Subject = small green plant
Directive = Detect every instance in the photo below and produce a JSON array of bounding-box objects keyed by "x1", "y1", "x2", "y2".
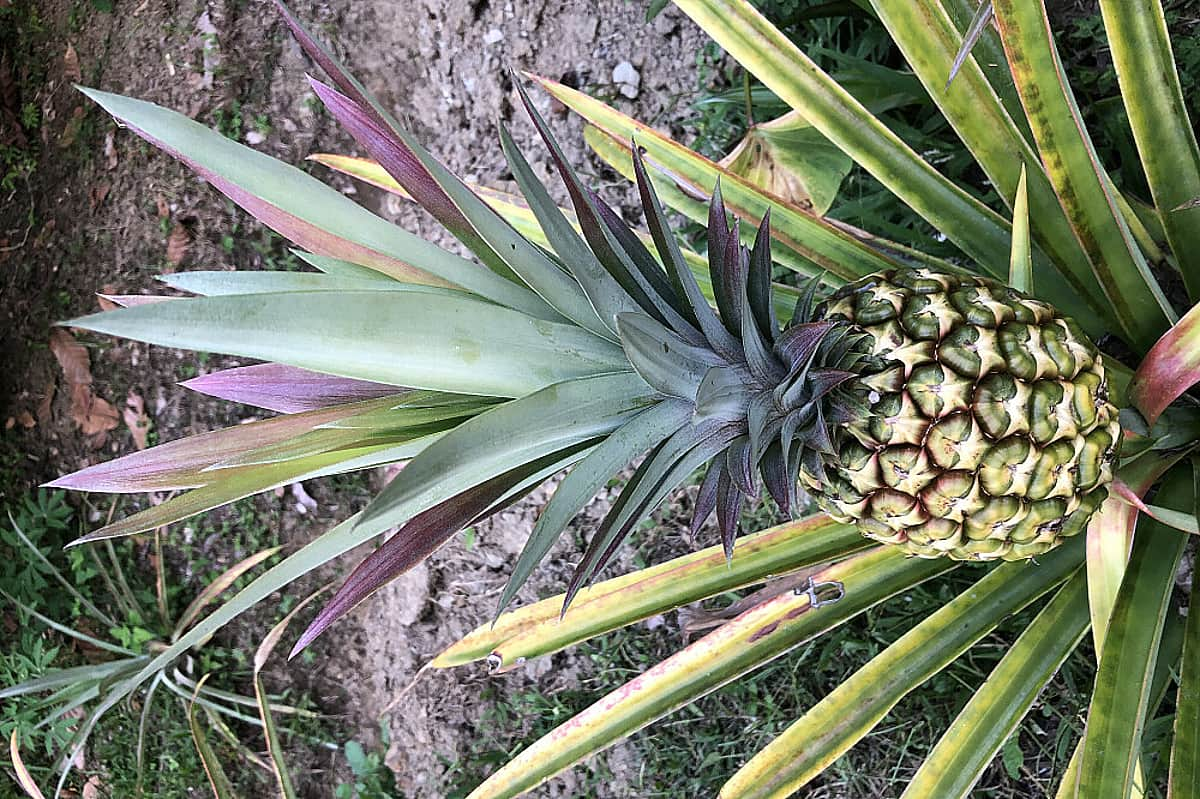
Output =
[
  {"x1": 336, "y1": 723, "x2": 402, "y2": 799},
  {"x1": 0, "y1": 491, "x2": 314, "y2": 797}
]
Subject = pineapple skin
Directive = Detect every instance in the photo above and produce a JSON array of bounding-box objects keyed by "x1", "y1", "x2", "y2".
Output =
[{"x1": 800, "y1": 268, "x2": 1120, "y2": 561}]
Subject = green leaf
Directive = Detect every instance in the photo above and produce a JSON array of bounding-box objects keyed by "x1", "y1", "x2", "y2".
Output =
[
  {"x1": 497, "y1": 120, "x2": 633, "y2": 336},
  {"x1": 903, "y1": 571, "x2": 1090, "y2": 799},
  {"x1": 464, "y1": 547, "x2": 953, "y2": 798},
  {"x1": 533, "y1": 74, "x2": 900, "y2": 281},
  {"x1": 1098, "y1": 0, "x2": 1200, "y2": 301},
  {"x1": 991, "y1": 0, "x2": 1175, "y2": 352},
  {"x1": 496, "y1": 399, "x2": 693, "y2": 615},
  {"x1": 1009, "y1": 164, "x2": 1032, "y2": 293},
  {"x1": 188, "y1": 676, "x2": 240, "y2": 799},
  {"x1": 1078, "y1": 468, "x2": 1191, "y2": 799},
  {"x1": 78, "y1": 89, "x2": 553, "y2": 319},
  {"x1": 668, "y1": 0, "x2": 1018, "y2": 277},
  {"x1": 160, "y1": 271, "x2": 464, "y2": 297},
  {"x1": 721, "y1": 538, "x2": 1084, "y2": 799},
  {"x1": 69, "y1": 437, "x2": 437, "y2": 544},
  {"x1": 871, "y1": 0, "x2": 1107, "y2": 316},
  {"x1": 1170, "y1": 465, "x2": 1200, "y2": 796},
  {"x1": 66, "y1": 291, "x2": 628, "y2": 398},
  {"x1": 438, "y1": 512, "x2": 870, "y2": 668},
  {"x1": 253, "y1": 588, "x2": 327, "y2": 799},
  {"x1": 357, "y1": 373, "x2": 652, "y2": 534}
]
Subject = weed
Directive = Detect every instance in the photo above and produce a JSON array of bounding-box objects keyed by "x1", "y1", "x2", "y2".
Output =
[{"x1": 336, "y1": 722, "x2": 403, "y2": 798}]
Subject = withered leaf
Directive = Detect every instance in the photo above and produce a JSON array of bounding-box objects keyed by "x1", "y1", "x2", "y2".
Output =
[
  {"x1": 49, "y1": 329, "x2": 119, "y2": 437},
  {"x1": 123, "y1": 391, "x2": 151, "y2": 450},
  {"x1": 64, "y1": 43, "x2": 82, "y2": 83},
  {"x1": 165, "y1": 222, "x2": 189, "y2": 268}
]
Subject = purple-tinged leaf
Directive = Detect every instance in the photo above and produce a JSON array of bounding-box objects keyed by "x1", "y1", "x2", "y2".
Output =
[
  {"x1": 690, "y1": 458, "x2": 722, "y2": 538},
  {"x1": 1129, "y1": 299, "x2": 1200, "y2": 426},
  {"x1": 761, "y1": 443, "x2": 793, "y2": 518},
  {"x1": 775, "y1": 321, "x2": 838, "y2": 371},
  {"x1": 631, "y1": 144, "x2": 740, "y2": 362},
  {"x1": 304, "y1": 77, "x2": 520, "y2": 284},
  {"x1": 181, "y1": 363, "x2": 400, "y2": 414},
  {"x1": 725, "y1": 435, "x2": 757, "y2": 498},
  {"x1": 47, "y1": 396, "x2": 401, "y2": 493},
  {"x1": 80, "y1": 90, "x2": 445, "y2": 287},
  {"x1": 290, "y1": 448, "x2": 583, "y2": 656},
  {"x1": 716, "y1": 469, "x2": 744, "y2": 562},
  {"x1": 747, "y1": 211, "x2": 779, "y2": 341},
  {"x1": 566, "y1": 423, "x2": 740, "y2": 611},
  {"x1": 510, "y1": 77, "x2": 664, "y2": 319}
]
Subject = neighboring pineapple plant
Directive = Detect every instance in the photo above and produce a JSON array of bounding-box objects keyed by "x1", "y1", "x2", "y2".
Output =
[{"x1": 16, "y1": 0, "x2": 1200, "y2": 797}]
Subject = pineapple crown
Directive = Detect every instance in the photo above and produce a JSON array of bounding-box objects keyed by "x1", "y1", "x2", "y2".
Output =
[{"x1": 616, "y1": 184, "x2": 883, "y2": 560}]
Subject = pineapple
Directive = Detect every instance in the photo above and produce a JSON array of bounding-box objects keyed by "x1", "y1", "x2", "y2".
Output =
[
  {"x1": 801, "y1": 270, "x2": 1119, "y2": 561},
  {"x1": 598, "y1": 173, "x2": 1119, "y2": 569}
]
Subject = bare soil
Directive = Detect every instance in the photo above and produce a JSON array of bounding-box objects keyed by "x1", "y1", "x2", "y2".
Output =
[{"x1": 2, "y1": 0, "x2": 712, "y2": 795}]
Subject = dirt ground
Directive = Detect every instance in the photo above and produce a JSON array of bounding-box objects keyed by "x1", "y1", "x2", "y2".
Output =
[{"x1": 1, "y1": 0, "x2": 713, "y2": 795}]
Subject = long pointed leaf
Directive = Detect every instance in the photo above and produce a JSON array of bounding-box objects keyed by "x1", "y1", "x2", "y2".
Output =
[
  {"x1": 294, "y1": 445, "x2": 592, "y2": 654},
  {"x1": 79, "y1": 89, "x2": 552, "y2": 316},
  {"x1": 180, "y1": 363, "x2": 398, "y2": 414},
  {"x1": 66, "y1": 291, "x2": 627, "y2": 398},
  {"x1": 1170, "y1": 492, "x2": 1200, "y2": 797},
  {"x1": 497, "y1": 399, "x2": 693, "y2": 615},
  {"x1": 668, "y1": 0, "x2": 1019, "y2": 277},
  {"x1": 438, "y1": 512, "x2": 869, "y2": 668},
  {"x1": 721, "y1": 539, "x2": 1084, "y2": 799},
  {"x1": 465, "y1": 548, "x2": 953, "y2": 799},
  {"x1": 356, "y1": 373, "x2": 652, "y2": 538},
  {"x1": 1098, "y1": 0, "x2": 1200, "y2": 301},
  {"x1": 47, "y1": 395, "x2": 400, "y2": 493},
  {"x1": 870, "y1": 0, "x2": 1107, "y2": 316},
  {"x1": 991, "y1": 0, "x2": 1174, "y2": 351},
  {"x1": 1079, "y1": 468, "x2": 1191, "y2": 799},
  {"x1": 308, "y1": 79, "x2": 613, "y2": 336},
  {"x1": 902, "y1": 571, "x2": 1089, "y2": 799},
  {"x1": 534, "y1": 75, "x2": 898, "y2": 281}
]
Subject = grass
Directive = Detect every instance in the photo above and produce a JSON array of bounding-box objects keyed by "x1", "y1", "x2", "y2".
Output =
[{"x1": 0, "y1": 489, "x2": 398, "y2": 798}]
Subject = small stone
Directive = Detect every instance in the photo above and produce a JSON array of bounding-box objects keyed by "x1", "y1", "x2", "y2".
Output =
[
  {"x1": 612, "y1": 60, "x2": 640, "y2": 99},
  {"x1": 483, "y1": 28, "x2": 504, "y2": 45},
  {"x1": 244, "y1": 130, "x2": 266, "y2": 145}
]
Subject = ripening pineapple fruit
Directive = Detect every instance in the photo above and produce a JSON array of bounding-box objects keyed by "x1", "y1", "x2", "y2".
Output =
[
  {"x1": 601, "y1": 178, "x2": 1120, "y2": 569},
  {"x1": 596, "y1": 167, "x2": 1120, "y2": 569},
  {"x1": 796, "y1": 270, "x2": 1119, "y2": 561}
]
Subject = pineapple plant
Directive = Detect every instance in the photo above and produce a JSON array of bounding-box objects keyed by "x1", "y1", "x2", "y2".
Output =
[{"x1": 15, "y1": 0, "x2": 1200, "y2": 797}]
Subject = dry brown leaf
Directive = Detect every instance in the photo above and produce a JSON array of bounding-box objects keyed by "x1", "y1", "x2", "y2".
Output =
[
  {"x1": 63, "y1": 43, "x2": 81, "y2": 83},
  {"x1": 58, "y1": 105, "x2": 84, "y2": 149},
  {"x1": 36, "y1": 380, "x2": 55, "y2": 425},
  {"x1": 123, "y1": 391, "x2": 151, "y2": 450},
  {"x1": 89, "y1": 182, "x2": 110, "y2": 210},
  {"x1": 74, "y1": 386, "x2": 119, "y2": 436},
  {"x1": 49, "y1": 329, "x2": 119, "y2": 437},
  {"x1": 103, "y1": 129, "x2": 118, "y2": 170},
  {"x1": 155, "y1": 195, "x2": 169, "y2": 219},
  {"x1": 49, "y1": 329, "x2": 92, "y2": 386},
  {"x1": 165, "y1": 222, "x2": 189, "y2": 268},
  {"x1": 96, "y1": 294, "x2": 119, "y2": 311},
  {"x1": 16, "y1": 410, "x2": 35, "y2": 429},
  {"x1": 82, "y1": 776, "x2": 104, "y2": 799},
  {"x1": 4, "y1": 417, "x2": 13, "y2": 431}
]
